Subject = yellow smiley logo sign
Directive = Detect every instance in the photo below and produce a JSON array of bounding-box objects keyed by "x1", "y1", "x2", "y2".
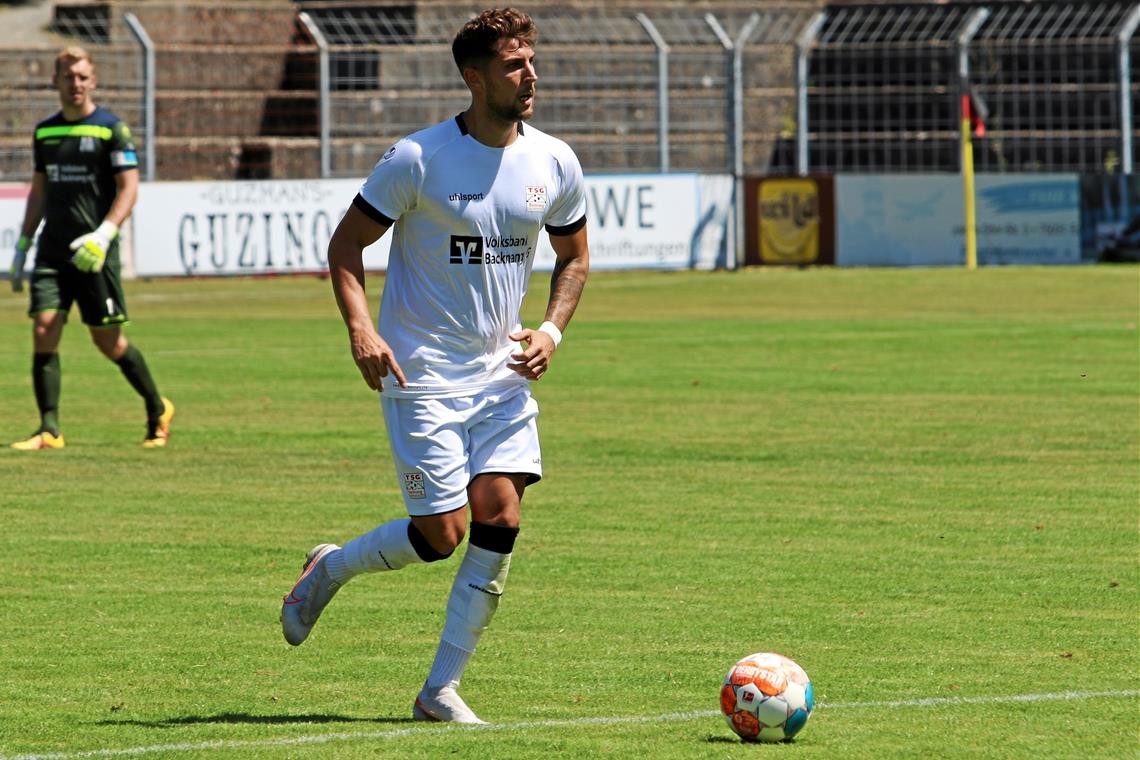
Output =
[{"x1": 759, "y1": 179, "x2": 819, "y2": 264}]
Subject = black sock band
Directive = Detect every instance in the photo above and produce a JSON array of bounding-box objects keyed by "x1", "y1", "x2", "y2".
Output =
[
  {"x1": 407, "y1": 522, "x2": 453, "y2": 563},
  {"x1": 469, "y1": 522, "x2": 519, "y2": 554}
]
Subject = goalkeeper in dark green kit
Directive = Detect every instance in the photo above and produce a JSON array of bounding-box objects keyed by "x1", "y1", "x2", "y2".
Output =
[{"x1": 9, "y1": 46, "x2": 173, "y2": 450}]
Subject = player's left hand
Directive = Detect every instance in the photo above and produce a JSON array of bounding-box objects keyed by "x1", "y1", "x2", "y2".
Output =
[
  {"x1": 69, "y1": 221, "x2": 119, "y2": 273},
  {"x1": 10, "y1": 235, "x2": 30, "y2": 293},
  {"x1": 508, "y1": 327, "x2": 557, "y2": 381}
]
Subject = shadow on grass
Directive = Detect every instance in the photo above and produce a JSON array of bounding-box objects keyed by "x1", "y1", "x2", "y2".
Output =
[
  {"x1": 705, "y1": 736, "x2": 741, "y2": 744},
  {"x1": 98, "y1": 713, "x2": 411, "y2": 728},
  {"x1": 706, "y1": 735, "x2": 800, "y2": 746}
]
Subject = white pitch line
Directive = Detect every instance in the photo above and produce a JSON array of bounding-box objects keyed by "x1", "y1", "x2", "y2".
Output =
[{"x1": 2, "y1": 690, "x2": 1136, "y2": 760}]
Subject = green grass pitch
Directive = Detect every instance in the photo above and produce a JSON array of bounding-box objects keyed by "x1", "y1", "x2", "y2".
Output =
[{"x1": 0, "y1": 265, "x2": 1136, "y2": 759}]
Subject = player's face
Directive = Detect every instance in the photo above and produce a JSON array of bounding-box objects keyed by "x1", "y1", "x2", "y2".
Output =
[
  {"x1": 54, "y1": 58, "x2": 96, "y2": 110},
  {"x1": 480, "y1": 38, "x2": 537, "y2": 122}
]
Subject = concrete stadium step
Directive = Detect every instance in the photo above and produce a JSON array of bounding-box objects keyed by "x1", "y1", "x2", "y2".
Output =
[
  {"x1": 0, "y1": 45, "x2": 140, "y2": 89},
  {"x1": 0, "y1": 88, "x2": 316, "y2": 139},
  {"x1": 157, "y1": 91, "x2": 318, "y2": 138},
  {"x1": 324, "y1": 131, "x2": 707, "y2": 177},
  {"x1": 0, "y1": 89, "x2": 144, "y2": 138},
  {"x1": 349, "y1": 43, "x2": 658, "y2": 90},
  {"x1": 328, "y1": 89, "x2": 666, "y2": 139},
  {"x1": 52, "y1": 0, "x2": 299, "y2": 45},
  {"x1": 154, "y1": 45, "x2": 318, "y2": 91},
  {"x1": 152, "y1": 135, "x2": 319, "y2": 179},
  {"x1": 0, "y1": 134, "x2": 320, "y2": 180},
  {"x1": 0, "y1": 137, "x2": 33, "y2": 181}
]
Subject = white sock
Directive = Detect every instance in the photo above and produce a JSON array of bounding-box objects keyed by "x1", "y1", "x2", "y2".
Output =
[
  {"x1": 426, "y1": 641, "x2": 471, "y2": 690},
  {"x1": 427, "y1": 544, "x2": 512, "y2": 688},
  {"x1": 325, "y1": 518, "x2": 423, "y2": 583}
]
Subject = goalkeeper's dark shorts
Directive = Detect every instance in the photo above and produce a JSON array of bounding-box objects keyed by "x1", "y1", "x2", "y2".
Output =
[{"x1": 28, "y1": 238, "x2": 128, "y2": 327}]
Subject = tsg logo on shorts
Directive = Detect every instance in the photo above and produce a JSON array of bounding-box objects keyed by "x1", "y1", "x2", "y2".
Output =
[{"x1": 449, "y1": 235, "x2": 484, "y2": 264}]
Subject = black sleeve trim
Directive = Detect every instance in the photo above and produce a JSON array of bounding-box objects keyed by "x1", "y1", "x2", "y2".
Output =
[
  {"x1": 545, "y1": 215, "x2": 587, "y2": 237},
  {"x1": 353, "y1": 193, "x2": 396, "y2": 227}
]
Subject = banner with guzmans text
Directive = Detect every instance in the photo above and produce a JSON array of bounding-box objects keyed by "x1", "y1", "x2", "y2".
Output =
[
  {"x1": 132, "y1": 179, "x2": 376, "y2": 277},
  {"x1": 130, "y1": 174, "x2": 733, "y2": 277}
]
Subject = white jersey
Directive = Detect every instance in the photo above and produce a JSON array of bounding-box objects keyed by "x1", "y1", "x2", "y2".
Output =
[{"x1": 355, "y1": 115, "x2": 587, "y2": 398}]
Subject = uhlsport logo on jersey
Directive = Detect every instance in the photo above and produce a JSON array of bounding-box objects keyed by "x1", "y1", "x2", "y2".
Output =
[
  {"x1": 449, "y1": 234, "x2": 531, "y2": 266},
  {"x1": 526, "y1": 185, "x2": 547, "y2": 211}
]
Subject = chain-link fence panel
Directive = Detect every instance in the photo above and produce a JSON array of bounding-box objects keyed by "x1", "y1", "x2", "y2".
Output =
[
  {"x1": 798, "y1": 0, "x2": 1138, "y2": 175},
  {"x1": 969, "y1": 0, "x2": 1134, "y2": 173},
  {"x1": 9, "y1": 1, "x2": 1130, "y2": 181},
  {"x1": 0, "y1": 6, "x2": 144, "y2": 182},
  {"x1": 299, "y1": 2, "x2": 812, "y2": 178}
]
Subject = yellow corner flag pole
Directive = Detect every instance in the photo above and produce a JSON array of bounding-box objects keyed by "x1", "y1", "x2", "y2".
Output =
[{"x1": 961, "y1": 94, "x2": 978, "y2": 271}]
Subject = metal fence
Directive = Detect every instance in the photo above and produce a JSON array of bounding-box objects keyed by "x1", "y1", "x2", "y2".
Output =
[
  {"x1": 295, "y1": 3, "x2": 819, "y2": 179},
  {"x1": 1, "y1": 0, "x2": 1138, "y2": 182},
  {"x1": 0, "y1": 10, "x2": 146, "y2": 182},
  {"x1": 796, "y1": 0, "x2": 1140, "y2": 174}
]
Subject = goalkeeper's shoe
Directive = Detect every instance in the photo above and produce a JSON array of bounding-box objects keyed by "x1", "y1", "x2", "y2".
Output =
[
  {"x1": 142, "y1": 397, "x2": 175, "y2": 448},
  {"x1": 413, "y1": 686, "x2": 487, "y2": 724},
  {"x1": 281, "y1": 543, "x2": 342, "y2": 646},
  {"x1": 10, "y1": 431, "x2": 65, "y2": 450}
]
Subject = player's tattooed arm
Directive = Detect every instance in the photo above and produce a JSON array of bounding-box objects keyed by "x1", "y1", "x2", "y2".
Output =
[
  {"x1": 509, "y1": 223, "x2": 588, "y2": 380},
  {"x1": 545, "y1": 232, "x2": 589, "y2": 332}
]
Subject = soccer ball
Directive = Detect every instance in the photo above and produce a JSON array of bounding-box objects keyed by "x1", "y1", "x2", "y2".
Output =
[{"x1": 720, "y1": 652, "x2": 814, "y2": 743}]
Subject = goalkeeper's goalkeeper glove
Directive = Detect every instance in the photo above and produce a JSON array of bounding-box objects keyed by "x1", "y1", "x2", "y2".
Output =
[
  {"x1": 69, "y1": 220, "x2": 119, "y2": 273},
  {"x1": 11, "y1": 235, "x2": 30, "y2": 293}
]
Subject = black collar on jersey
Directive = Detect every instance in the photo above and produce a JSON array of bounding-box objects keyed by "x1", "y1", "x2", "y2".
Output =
[{"x1": 454, "y1": 113, "x2": 524, "y2": 137}]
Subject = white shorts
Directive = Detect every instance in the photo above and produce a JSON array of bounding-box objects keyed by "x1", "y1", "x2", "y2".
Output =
[{"x1": 381, "y1": 384, "x2": 542, "y2": 516}]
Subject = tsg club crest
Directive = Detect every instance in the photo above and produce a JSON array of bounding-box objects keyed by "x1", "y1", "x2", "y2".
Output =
[
  {"x1": 525, "y1": 185, "x2": 547, "y2": 211},
  {"x1": 402, "y1": 472, "x2": 426, "y2": 499}
]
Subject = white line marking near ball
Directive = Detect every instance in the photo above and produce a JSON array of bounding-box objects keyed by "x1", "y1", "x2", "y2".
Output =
[{"x1": 2, "y1": 689, "x2": 1136, "y2": 760}]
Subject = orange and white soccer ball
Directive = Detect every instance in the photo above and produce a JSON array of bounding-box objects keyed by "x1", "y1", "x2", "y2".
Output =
[{"x1": 720, "y1": 652, "x2": 814, "y2": 742}]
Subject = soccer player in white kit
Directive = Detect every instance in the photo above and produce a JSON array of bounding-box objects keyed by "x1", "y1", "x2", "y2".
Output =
[{"x1": 280, "y1": 7, "x2": 589, "y2": 724}]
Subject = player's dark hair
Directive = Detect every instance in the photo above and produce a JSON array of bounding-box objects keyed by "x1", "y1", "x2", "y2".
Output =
[{"x1": 452, "y1": 7, "x2": 537, "y2": 71}]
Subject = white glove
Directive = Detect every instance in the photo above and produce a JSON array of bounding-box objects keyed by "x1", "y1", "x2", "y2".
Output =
[
  {"x1": 11, "y1": 235, "x2": 30, "y2": 292},
  {"x1": 69, "y1": 220, "x2": 119, "y2": 273}
]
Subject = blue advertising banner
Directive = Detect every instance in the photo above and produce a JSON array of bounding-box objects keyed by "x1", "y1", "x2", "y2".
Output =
[
  {"x1": 1081, "y1": 174, "x2": 1140, "y2": 262},
  {"x1": 835, "y1": 174, "x2": 1081, "y2": 266}
]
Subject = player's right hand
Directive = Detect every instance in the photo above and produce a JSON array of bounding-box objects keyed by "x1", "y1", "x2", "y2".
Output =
[
  {"x1": 10, "y1": 235, "x2": 30, "y2": 293},
  {"x1": 350, "y1": 328, "x2": 407, "y2": 391}
]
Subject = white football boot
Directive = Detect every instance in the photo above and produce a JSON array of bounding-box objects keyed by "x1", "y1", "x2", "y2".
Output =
[
  {"x1": 413, "y1": 685, "x2": 487, "y2": 724},
  {"x1": 280, "y1": 543, "x2": 342, "y2": 646}
]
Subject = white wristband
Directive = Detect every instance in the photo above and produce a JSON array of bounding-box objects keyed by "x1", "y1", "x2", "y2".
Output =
[
  {"x1": 96, "y1": 220, "x2": 119, "y2": 240},
  {"x1": 537, "y1": 320, "x2": 563, "y2": 348}
]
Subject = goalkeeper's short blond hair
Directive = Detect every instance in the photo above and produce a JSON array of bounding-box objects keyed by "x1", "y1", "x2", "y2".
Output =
[{"x1": 55, "y1": 45, "x2": 94, "y2": 75}]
